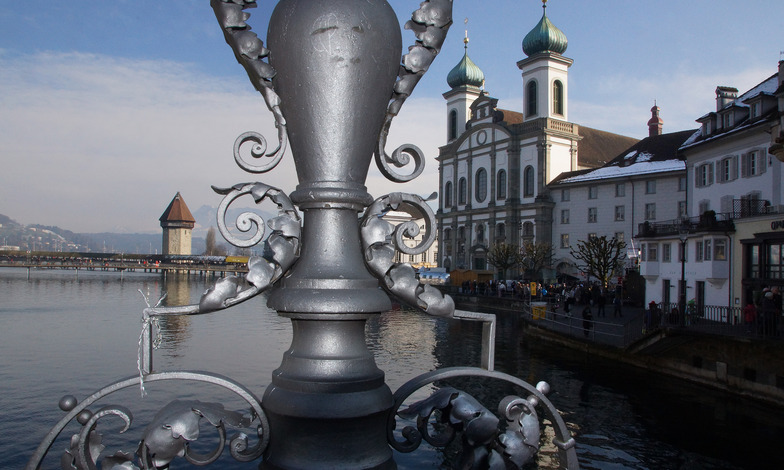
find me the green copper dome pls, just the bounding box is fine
[522,3,567,56]
[447,43,484,89]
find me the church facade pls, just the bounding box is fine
[436,3,637,277]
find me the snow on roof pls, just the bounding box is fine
[557,159,684,184]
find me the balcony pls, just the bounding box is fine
[637,213,734,238]
[727,199,782,220]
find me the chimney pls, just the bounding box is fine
[716,86,738,111]
[647,103,663,137]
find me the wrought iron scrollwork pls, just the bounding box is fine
[28,372,269,470]
[388,367,579,469]
[360,192,455,318]
[211,0,288,172]
[375,0,453,182]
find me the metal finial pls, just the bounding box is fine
[464,17,469,48]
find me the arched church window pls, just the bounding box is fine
[496,223,505,239]
[497,170,507,199]
[475,168,487,202]
[476,224,484,243]
[553,80,564,116]
[458,177,467,205]
[524,166,535,197]
[444,181,453,207]
[526,81,537,117]
[449,109,458,140]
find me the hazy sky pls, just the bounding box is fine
[1,1,781,233]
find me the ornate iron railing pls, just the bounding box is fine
[28,2,579,468]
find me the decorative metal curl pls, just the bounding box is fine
[375,0,453,182]
[211,0,288,170]
[387,367,579,470]
[233,130,284,174]
[141,182,300,320]
[27,372,269,470]
[360,192,454,318]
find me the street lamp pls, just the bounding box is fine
[678,217,690,326]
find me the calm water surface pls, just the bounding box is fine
[1,268,781,469]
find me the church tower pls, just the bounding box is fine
[517,0,572,122]
[159,192,195,256]
[443,28,484,142]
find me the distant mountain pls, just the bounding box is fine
[0,206,279,255]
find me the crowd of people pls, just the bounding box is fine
[743,286,782,337]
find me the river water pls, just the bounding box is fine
[1,267,781,469]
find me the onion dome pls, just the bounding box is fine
[522,1,568,56]
[447,36,484,89]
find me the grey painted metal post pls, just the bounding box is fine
[259,1,401,467]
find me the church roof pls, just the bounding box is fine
[575,127,640,169]
[159,192,195,225]
[551,129,698,185]
[447,41,485,89]
[522,1,568,57]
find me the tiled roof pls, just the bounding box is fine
[159,192,195,224]
[577,126,640,168]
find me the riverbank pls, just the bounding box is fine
[450,293,784,409]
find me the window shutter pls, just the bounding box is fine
[741,153,748,177]
[695,165,701,187]
[708,163,714,185]
[757,152,767,174]
[720,195,733,213]
[731,155,739,180]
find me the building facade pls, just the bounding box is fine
[637,62,784,312]
[436,2,637,278]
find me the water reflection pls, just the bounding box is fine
[1,269,782,469]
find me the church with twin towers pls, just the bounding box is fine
[436,1,687,280]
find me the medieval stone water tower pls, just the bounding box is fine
[159,192,195,256]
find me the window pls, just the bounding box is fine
[496,170,507,199]
[679,177,687,192]
[678,201,687,218]
[561,189,570,202]
[443,228,451,240]
[695,241,704,262]
[696,163,714,187]
[648,243,658,262]
[722,113,732,128]
[742,150,766,177]
[751,102,760,118]
[641,243,647,261]
[449,109,458,140]
[496,223,505,239]
[718,156,738,183]
[615,183,625,197]
[524,166,535,197]
[553,80,564,115]
[646,180,656,194]
[588,186,598,199]
[458,226,465,240]
[444,181,452,207]
[698,200,710,215]
[662,243,672,262]
[645,203,656,220]
[588,207,597,223]
[475,168,487,202]
[458,178,467,204]
[767,243,783,279]
[526,81,537,116]
[704,239,712,261]
[522,222,534,238]
[560,234,569,248]
[615,205,625,221]
[614,232,624,243]
[476,224,484,243]
[714,239,726,260]
[561,209,570,224]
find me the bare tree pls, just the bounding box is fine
[486,242,520,279]
[570,236,627,287]
[204,227,227,256]
[519,241,554,281]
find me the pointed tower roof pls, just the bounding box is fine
[159,192,195,228]
[447,29,484,89]
[522,0,568,57]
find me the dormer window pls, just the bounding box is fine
[750,102,760,119]
[721,113,732,129]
